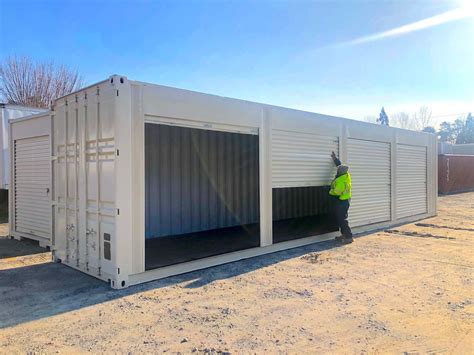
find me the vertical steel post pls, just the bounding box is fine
[96,87,102,276]
[65,100,69,261]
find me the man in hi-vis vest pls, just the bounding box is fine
[329,151,353,244]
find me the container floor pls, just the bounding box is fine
[145,214,337,270]
[273,214,338,243]
[145,224,261,270]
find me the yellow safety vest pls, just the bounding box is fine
[329,173,352,200]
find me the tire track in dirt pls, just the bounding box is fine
[384,229,456,240]
[415,223,474,232]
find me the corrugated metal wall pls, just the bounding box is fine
[438,155,474,194]
[145,123,260,238]
[396,144,427,218]
[272,186,332,220]
[272,130,339,188]
[347,139,391,227]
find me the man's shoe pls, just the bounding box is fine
[335,235,344,242]
[342,237,354,244]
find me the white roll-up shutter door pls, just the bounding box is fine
[347,139,391,227]
[272,130,339,188]
[14,136,51,239]
[396,144,427,219]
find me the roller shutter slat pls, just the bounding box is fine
[13,136,51,238]
[347,139,391,227]
[396,144,427,219]
[272,130,339,188]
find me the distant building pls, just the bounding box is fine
[438,142,474,156]
[438,142,474,194]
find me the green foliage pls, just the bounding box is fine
[438,113,474,144]
[438,121,453,142]
[422,126,436,134]
[456,113,474,144]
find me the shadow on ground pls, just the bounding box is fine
[0,238,344,329]
[0,192,8,224]
[0,237,46,259]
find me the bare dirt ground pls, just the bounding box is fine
[0,193,473,353]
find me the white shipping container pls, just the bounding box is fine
[13,75,437,288]
[0,104,48,189]
[9,112,52,247]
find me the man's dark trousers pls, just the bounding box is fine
[335,198,353,238]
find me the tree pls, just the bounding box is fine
[437,116,470,143]
[456,113,474,144]
[391,111,414,130]
[412,105,433,131]
[438,121,454,142]
[452,118,466,142]
[390,106,434,131]
[422,126,436,134]
[0,56,83,109]
[377,107,389,126]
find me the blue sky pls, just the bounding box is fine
[1,0,473,125]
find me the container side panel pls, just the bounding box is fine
[396,144,427,219]
[54,102,67,258]
[347,139,391,227]
[54,82,117,279]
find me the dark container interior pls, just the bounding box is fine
[272,186,338,243]
[144,123,260,270]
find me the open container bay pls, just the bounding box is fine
[13,75,436,288]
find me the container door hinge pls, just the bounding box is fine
[117,208,120,215]
[116,149,119,156]
[116,90,119,96]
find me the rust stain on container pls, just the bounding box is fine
[438,155,474,194]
